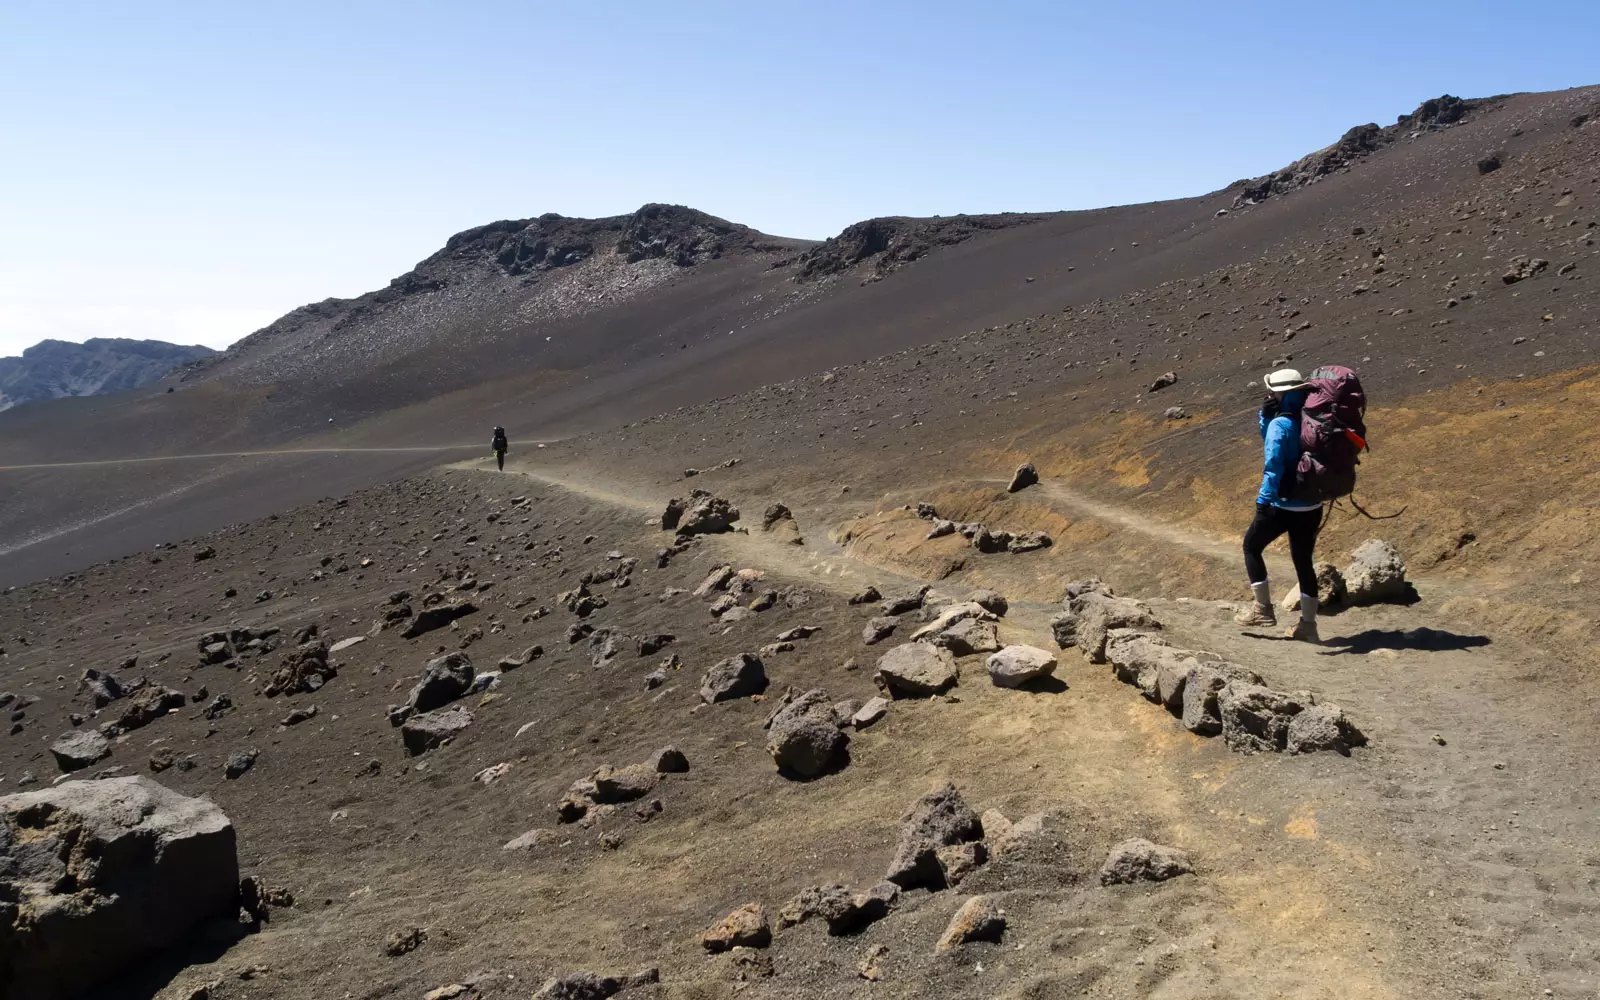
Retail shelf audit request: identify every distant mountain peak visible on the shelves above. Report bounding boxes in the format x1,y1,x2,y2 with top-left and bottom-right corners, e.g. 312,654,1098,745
0,338,216,412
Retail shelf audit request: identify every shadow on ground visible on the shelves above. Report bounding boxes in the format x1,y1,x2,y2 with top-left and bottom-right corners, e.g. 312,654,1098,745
1319,627,1492,656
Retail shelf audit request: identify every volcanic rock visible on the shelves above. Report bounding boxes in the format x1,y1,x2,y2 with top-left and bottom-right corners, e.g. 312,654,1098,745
77,668,126,708
1286,703,1368,755
702,903,771,952
851,696,889,729
50,730,112,772
0,776,238,1000
677,493,740,537
874,643,959,699
264,641,336,697
401,706,474,755
935,895,1005,951
110,685,187,734
407,652,476,712
1007,462,1039,492
1100,838,1193,885
401,601,478,639
224,748,259,779
765,689,848,778
862,616,899,645
886,782,983,888
1217,683,1309,754
700,653,767,703
968,589,1009,616
879,585,930,616
1344,539,1409,604
986,645,1058,688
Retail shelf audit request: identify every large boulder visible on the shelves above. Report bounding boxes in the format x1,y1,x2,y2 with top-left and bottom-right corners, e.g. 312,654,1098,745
765,690,848,779
408,652,475,712
49,731,111,773
886,783,983,889
1100,838,1193,885
879,585,931,616
1344,539,1409,604
1078,595,1161,662
874,643,959,699
0,777,239,1000
700,653,767,703
779,882,898,935
677,494,740,537
400,706,474,755
986,646,1058,688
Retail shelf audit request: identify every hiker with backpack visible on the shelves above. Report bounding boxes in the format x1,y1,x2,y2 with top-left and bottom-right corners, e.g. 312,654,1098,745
1234,366,1367,643
491,425,509,471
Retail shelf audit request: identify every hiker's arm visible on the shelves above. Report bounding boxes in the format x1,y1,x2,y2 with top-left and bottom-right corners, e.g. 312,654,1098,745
1260,416,1295,502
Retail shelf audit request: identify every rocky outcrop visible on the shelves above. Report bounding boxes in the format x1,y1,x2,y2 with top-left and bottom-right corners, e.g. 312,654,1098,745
0,777,239,1000
1232,95,1487,208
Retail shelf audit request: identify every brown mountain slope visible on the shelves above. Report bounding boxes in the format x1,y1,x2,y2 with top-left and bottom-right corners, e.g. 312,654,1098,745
1,85,1596,589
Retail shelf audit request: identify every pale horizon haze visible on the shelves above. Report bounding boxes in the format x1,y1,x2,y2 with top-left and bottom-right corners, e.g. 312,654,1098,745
3,0,1596,358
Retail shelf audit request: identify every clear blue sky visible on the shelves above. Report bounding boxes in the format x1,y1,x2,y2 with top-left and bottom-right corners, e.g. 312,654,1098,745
2,0,1595,356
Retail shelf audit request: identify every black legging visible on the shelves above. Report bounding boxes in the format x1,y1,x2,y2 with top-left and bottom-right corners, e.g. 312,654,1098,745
1242,503,1322,597
495,449,505,471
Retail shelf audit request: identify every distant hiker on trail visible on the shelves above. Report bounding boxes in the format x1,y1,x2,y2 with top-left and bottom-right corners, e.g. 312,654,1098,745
1234,365,1369,644
491,426,508,471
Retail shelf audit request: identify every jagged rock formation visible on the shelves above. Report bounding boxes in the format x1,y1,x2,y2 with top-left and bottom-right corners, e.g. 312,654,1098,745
1231,95,1497,207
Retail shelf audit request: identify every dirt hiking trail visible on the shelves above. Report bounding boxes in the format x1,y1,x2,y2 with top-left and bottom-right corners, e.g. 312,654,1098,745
491,456,1600,998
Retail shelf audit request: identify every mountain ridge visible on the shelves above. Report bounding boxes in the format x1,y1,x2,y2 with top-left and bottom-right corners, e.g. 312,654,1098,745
0,337,216,412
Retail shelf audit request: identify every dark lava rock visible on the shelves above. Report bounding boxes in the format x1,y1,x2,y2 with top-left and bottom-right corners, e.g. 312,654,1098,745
699,653,767,703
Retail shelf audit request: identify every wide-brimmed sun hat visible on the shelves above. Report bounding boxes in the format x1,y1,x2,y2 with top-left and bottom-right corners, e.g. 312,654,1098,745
1263,368,1310,392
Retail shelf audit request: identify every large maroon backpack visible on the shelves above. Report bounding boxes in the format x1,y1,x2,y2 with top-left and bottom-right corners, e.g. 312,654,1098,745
1292,365,1368,502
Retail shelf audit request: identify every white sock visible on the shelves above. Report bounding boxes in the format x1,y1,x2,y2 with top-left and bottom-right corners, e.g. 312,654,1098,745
1300,594,1317,623
1249,581,1271,607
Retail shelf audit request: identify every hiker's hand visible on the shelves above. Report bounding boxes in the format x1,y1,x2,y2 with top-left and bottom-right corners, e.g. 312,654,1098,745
1260,395,1280,421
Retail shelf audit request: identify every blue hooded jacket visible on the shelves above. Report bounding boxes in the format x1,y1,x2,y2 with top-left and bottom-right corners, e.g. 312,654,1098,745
1256,390,1318,509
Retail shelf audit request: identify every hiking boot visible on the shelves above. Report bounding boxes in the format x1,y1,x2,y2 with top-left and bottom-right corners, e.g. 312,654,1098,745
1233,601,1277,627
1283,620,1321,644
